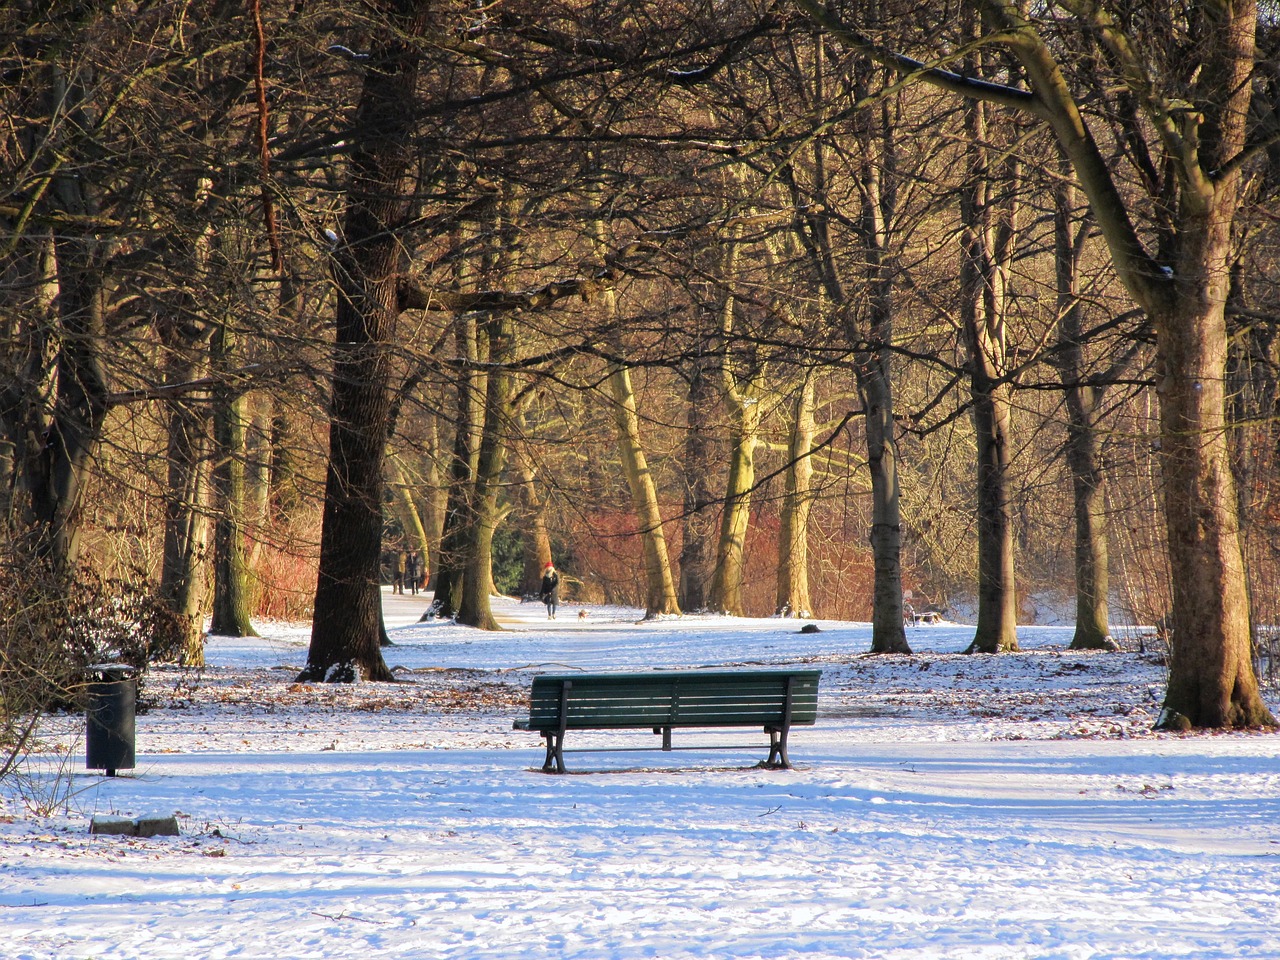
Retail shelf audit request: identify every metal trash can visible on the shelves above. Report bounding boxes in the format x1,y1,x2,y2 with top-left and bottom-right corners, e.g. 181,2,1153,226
85,663,136,776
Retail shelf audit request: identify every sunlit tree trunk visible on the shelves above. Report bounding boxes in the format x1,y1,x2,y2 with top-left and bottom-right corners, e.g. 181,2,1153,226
457,312,513,632
776,373,815,618
592,214,680,619
210,320,258,639
708,383,760,616
160,350,211,664
708,225,758,617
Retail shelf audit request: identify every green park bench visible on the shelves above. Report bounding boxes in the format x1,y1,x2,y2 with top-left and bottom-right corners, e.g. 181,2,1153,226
513,668,822,773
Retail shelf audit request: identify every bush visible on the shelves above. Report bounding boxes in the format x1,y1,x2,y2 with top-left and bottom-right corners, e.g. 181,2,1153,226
0,549,181,781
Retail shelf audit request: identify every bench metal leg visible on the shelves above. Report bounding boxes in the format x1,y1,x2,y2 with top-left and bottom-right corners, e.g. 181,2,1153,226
765,674,797,768
541,731,568,773
765,726,791,769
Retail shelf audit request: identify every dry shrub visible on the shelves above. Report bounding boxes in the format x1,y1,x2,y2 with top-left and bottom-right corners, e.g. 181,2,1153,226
0,548,181,779
564,510,648,606
249,521,320,621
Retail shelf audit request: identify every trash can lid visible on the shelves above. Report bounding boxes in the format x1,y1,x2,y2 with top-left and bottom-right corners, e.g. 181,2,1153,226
85,663,137,680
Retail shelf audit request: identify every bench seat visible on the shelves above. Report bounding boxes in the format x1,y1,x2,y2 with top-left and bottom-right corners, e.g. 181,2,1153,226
513,669,821,773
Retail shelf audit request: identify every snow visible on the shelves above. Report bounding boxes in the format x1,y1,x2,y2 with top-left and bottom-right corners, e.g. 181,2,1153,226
3,592,1279,960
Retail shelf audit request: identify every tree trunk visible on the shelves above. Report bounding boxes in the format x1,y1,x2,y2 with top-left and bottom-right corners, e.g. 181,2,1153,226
34,153,110,574
160,351,211,665
1055,175,1113,651
708,389,759,616
855,123,910,654
591,215,680,617
0,231,57,541
429,314,483,620
209,321,258,638
423,413,447,590
1156,236,1271,727
862,360,910,652
707,224,758,617
457,313,512,632
607,350,682,618
679,354,718,613
302,4,427,682
961,97,1019,654
776,373,815,618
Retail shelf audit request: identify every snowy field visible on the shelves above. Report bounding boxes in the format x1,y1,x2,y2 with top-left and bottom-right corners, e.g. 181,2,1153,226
3,592,1280,960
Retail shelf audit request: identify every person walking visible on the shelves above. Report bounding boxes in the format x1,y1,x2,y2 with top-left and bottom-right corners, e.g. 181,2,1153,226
406,551,420,596
393,550,406,595
539,561,560,620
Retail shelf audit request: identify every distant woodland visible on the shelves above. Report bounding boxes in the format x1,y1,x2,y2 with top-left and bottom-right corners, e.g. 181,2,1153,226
2,1,1277,727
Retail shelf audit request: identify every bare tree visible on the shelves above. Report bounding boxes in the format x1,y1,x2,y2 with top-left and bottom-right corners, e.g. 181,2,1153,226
797,0,1275,727
300,3,430,683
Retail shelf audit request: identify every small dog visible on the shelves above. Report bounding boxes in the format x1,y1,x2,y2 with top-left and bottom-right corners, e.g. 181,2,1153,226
577,609,588,620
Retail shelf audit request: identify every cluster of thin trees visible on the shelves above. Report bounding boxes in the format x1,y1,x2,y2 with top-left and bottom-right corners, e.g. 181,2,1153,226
2,1,1277,729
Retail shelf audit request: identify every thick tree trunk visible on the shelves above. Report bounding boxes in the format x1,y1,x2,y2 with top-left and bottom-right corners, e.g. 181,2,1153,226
0,232,56,540
303,5,427,682
35,186,109,574
1155,241,1272,727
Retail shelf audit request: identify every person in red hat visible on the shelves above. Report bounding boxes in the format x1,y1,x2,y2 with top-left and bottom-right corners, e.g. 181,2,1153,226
539,561,560,620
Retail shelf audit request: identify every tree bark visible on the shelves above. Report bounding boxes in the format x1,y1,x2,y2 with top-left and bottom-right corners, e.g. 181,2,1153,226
1054,175,1114,651
160,354,211,665
34,118,110,575
708,383,760,616
457,312,513,632
592,213,681,619
776,373,815,618
854,111,910,654
679,355,718,613
707,223,759,617
302,4,427,682
209,321,258,639
961,95,1019,654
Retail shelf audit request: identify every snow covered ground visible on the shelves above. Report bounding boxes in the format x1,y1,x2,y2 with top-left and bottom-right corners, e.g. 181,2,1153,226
3,592,1279,960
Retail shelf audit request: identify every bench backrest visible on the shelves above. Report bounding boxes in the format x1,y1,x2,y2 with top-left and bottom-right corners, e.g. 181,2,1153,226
523,669,821,731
